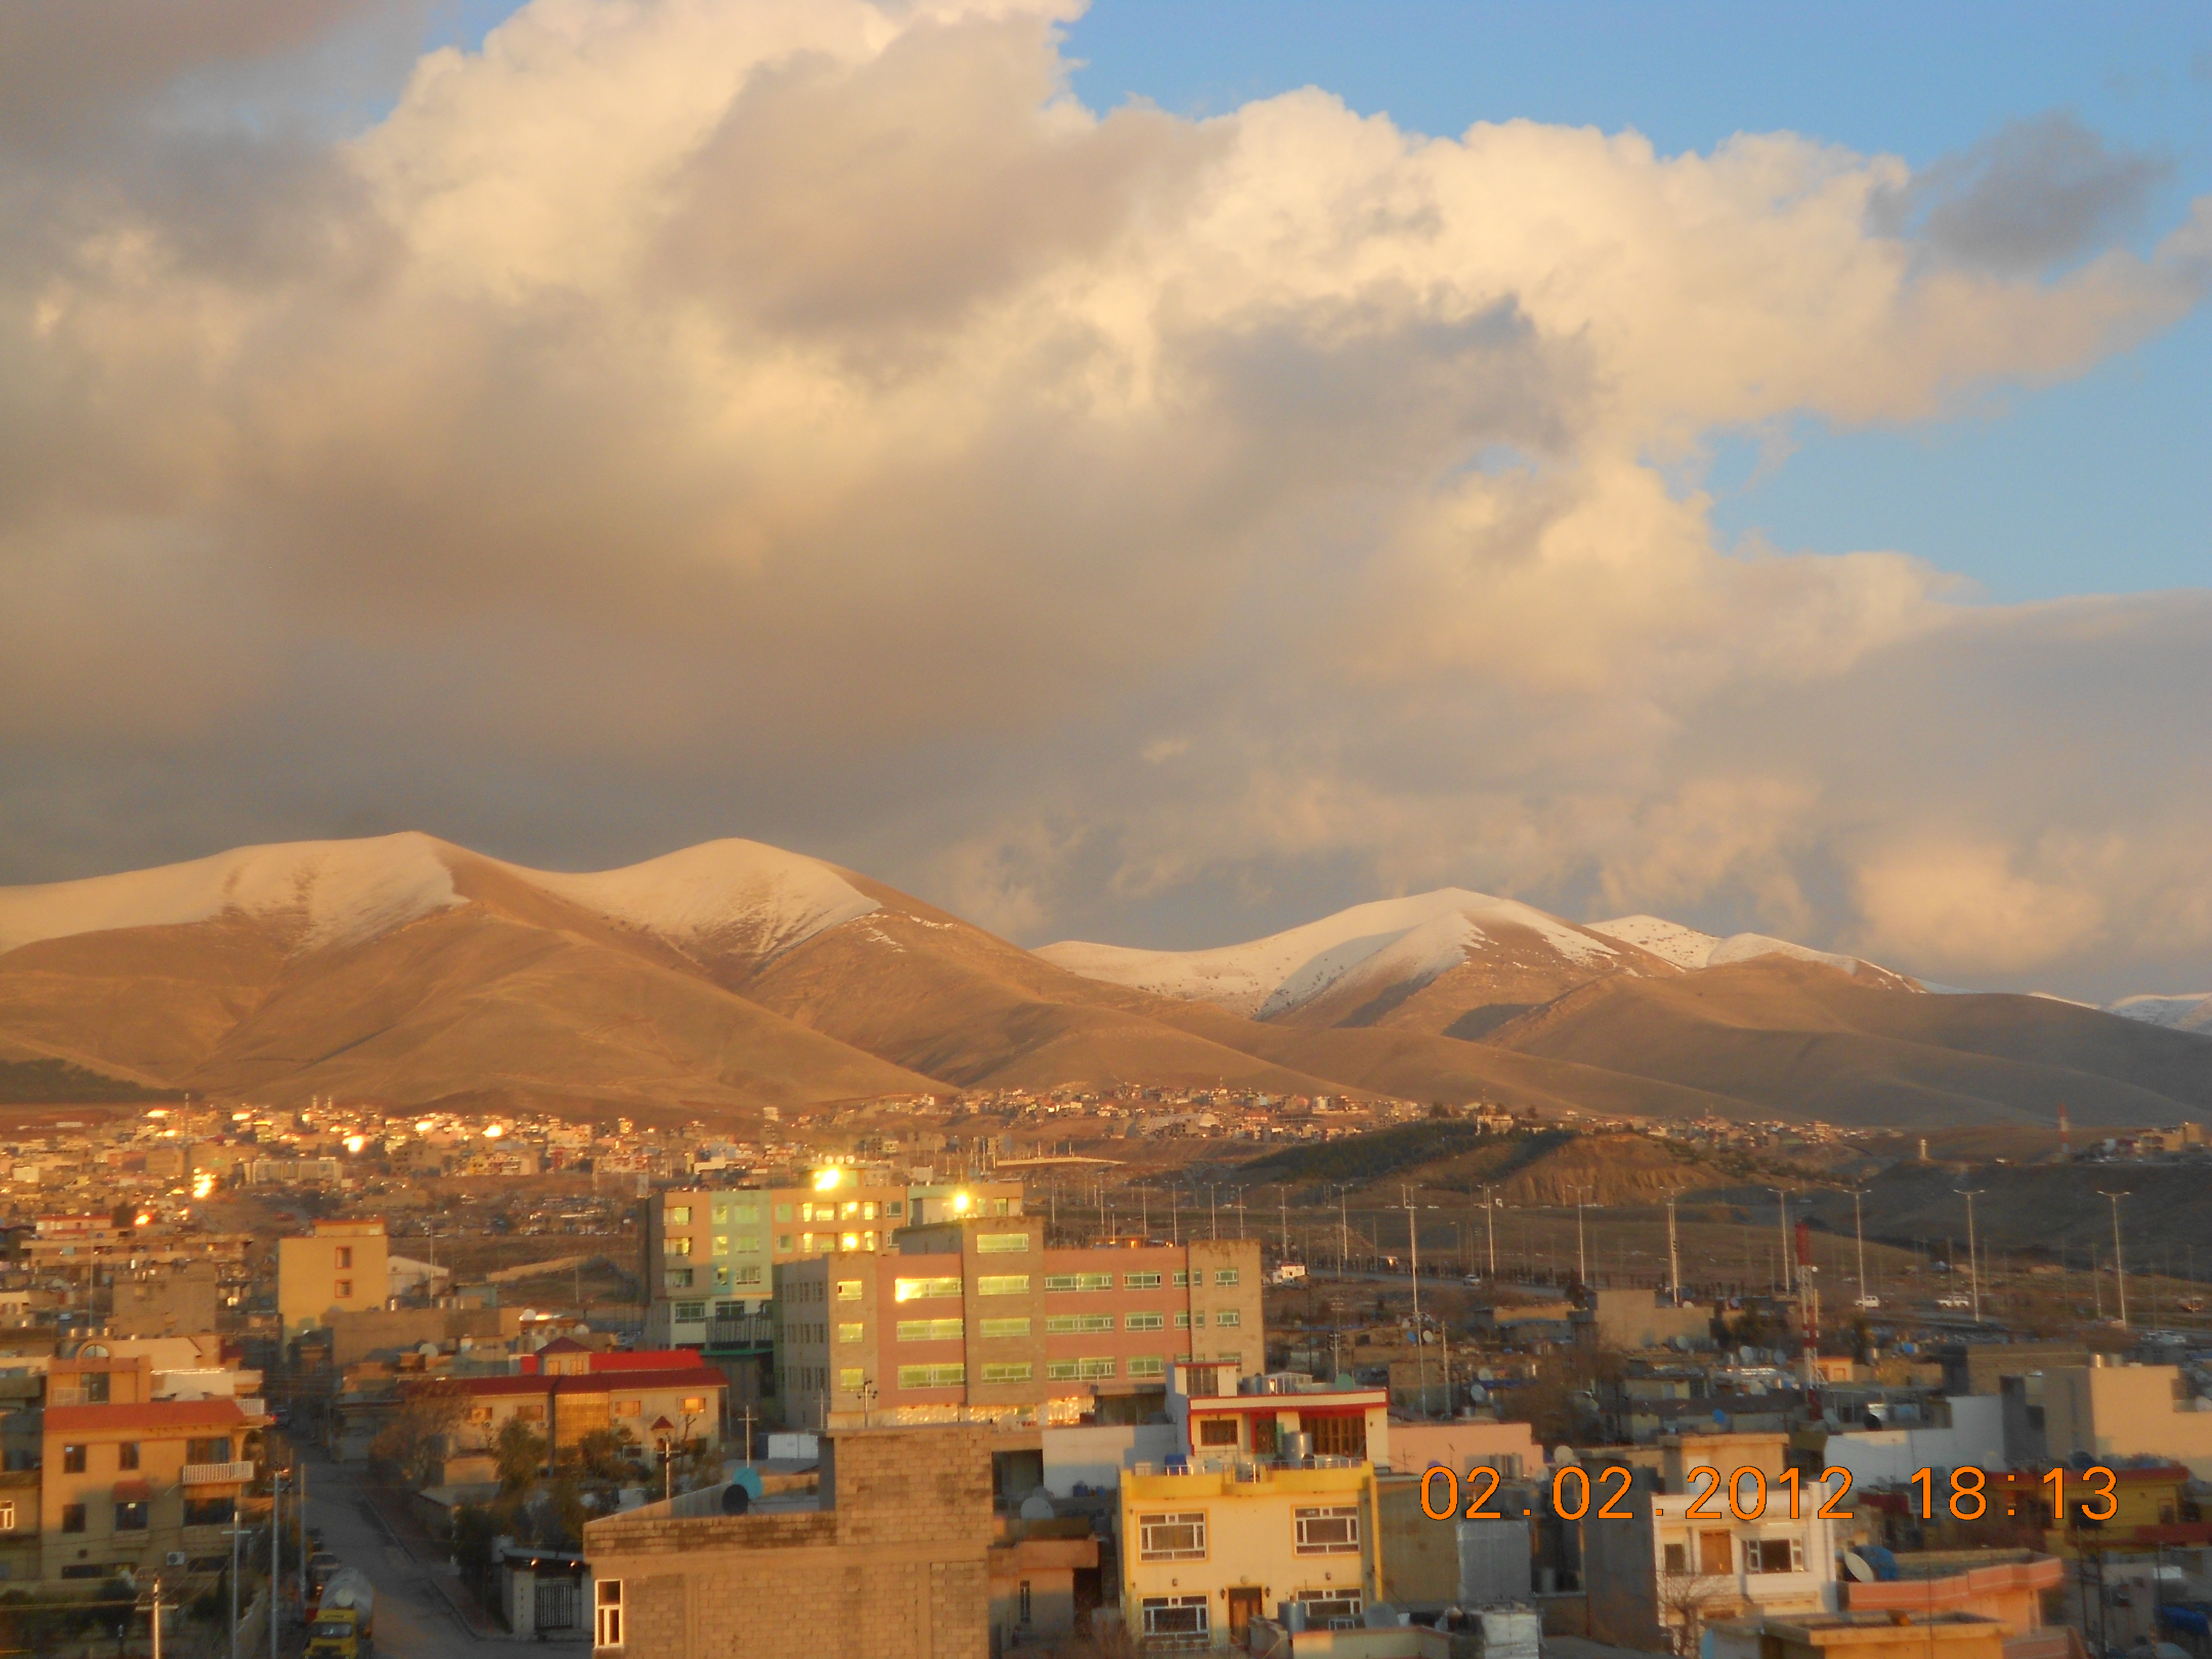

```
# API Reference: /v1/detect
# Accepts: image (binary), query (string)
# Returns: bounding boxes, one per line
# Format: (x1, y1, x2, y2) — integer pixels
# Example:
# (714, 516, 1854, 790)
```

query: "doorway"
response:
(1227, 1587, 1264, 1643)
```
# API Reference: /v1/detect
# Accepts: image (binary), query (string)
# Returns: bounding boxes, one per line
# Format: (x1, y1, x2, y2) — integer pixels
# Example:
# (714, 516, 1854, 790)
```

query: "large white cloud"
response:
(2, 0, 2208, 996)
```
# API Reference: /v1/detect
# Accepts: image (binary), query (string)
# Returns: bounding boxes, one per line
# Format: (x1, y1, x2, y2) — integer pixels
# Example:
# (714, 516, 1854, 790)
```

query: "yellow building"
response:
(276, 1218, 389, 1336)
(2039, 1363, 2212, 1479)
(40, 1398, 266, 1584)
(1121, 1460, 1378, 1648)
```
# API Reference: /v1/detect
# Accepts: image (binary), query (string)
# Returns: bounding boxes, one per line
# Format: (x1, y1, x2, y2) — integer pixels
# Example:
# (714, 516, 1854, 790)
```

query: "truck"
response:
(305, 1566, 375, 1659)
(1268, 1263, 1308, 1286)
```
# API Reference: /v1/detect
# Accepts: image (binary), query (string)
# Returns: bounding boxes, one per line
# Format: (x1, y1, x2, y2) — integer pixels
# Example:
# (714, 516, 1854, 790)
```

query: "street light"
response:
(1954, 1189, 1985, 1323)
(2098, 1191, 2130, 1327)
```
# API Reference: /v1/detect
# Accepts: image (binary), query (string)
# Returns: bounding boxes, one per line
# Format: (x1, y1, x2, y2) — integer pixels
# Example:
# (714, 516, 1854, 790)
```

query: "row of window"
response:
(465, 1397, 706, 1423)
(865, 1309, 1238, 1342)
(1139, 1590, 1360, 1639)
(56, 1496, 237, 1533)
(891, 1274, 1030, 1301)
(665, 1263, 766, 1291)
(60, 1438, 231, 1473)
(1136, 1507, 1358, 1562)
(1665, 1535, 1805, 1576)
(665, 1200, 905, 1227)
(1042, 1268, 1240, 1291)
(875, 1354, 1174, 1390)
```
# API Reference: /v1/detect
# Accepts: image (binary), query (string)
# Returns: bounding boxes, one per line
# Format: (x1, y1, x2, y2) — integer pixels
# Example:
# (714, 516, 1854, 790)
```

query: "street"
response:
(297, 1448, 494, 1659)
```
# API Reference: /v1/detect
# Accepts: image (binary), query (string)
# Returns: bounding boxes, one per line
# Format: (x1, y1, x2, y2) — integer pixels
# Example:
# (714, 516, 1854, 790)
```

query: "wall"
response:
(327, 1305, 516, 1368)
(1823, 1396, 2006, 1487)
(108, 1261, 220, 1338)
(276, 1223, 389, 1336)
(1388, 1420, 1542, 1482)
(2041, 1366, 2212, 1479)
(1041, 1422, 1177, 1496)
(582, 1424, 993, 1659)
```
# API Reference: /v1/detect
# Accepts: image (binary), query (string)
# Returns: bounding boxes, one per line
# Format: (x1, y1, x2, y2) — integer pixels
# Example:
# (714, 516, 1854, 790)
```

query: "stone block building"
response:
(584, 1423, 995, 1659)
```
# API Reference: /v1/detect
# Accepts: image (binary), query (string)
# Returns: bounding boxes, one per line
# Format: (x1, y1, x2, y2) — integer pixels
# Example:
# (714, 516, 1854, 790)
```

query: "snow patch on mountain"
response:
(0, 833, 464, 955)
(2105, 992, 2212, 1033)
(1040, 887, 1622, 1018)
(528, 839, 876, 959)
(1585, 915, 1719, 971)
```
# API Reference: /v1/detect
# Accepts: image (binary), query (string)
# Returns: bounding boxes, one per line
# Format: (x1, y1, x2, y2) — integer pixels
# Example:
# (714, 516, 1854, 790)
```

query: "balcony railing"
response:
(706, 1315, 774, 1349)
(180, 1461, 257, 1486)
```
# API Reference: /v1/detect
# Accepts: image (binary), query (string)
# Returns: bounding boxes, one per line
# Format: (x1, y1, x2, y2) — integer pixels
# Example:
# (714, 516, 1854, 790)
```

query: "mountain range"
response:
(1, 833, 2206, 1130)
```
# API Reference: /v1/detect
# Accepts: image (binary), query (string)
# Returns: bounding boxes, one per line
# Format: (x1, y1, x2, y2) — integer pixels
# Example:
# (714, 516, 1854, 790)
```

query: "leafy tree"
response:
(452, 1503, 502, 1589)
(494, 1416, 547, 1494)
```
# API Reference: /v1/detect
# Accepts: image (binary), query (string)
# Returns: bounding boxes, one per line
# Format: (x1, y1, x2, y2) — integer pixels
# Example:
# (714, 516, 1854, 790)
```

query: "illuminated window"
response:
(839, 1368, 864, 1392)
(981, 1317, 1031, 1338)
(976, 1275, 1030, 1296)
(1214, 1269, 1240, 1287)
(1138, 1513, 1207, 1561)
(595, 1580, 624, 1649)
(1216, 1309, 1241, 1327)
(1125, 1312, 1164, 1331)
(976, 1233, 1030, 1253)
(0, 1501, 12, 1529)
(836, 1280, 863, 1301)
(895, 1276, 962, 1302)
(897, 1364, 967, 1389)
(896, 1318, 963, 1342)
(1128, 1355, 1165, 1379)
(614, 1400, 640, 1417)
(838, 1323, 865, 1344)
(665, 1238, 693, 1256)
(733, 1203, 760, 1223)
(668, 1207, 691, 1226)
(1077, 1357, 1115, 1380)
(863, 1231, 876, 1250)
(801, 1232, 815, 1252)
(682, 1396, 707, 1414)
(1697, 1532, 1734, 1576)
(982, 1363, 1033, 1384)
(863, 1201, 878, 1221)
(1043, 1272, 1112, 1292)
(842, 1201, 860, 1220)
(841, 1232, 860, 1251)
(1124, 1271, 1162, 1289)
(1294, 1505, 1359, 1555)
(712, 1235, 728, 1255)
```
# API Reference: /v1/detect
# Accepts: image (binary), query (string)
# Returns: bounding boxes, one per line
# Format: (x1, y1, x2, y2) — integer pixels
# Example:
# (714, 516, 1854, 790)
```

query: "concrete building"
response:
(582, 1424, 995, 1659)
(1710, 1612, 2008, 1659)
(1173, 1365, 1391, 1466)
(276, 1218, 389, 1337)
(105, 1260, 221, 1338)
(1579, 1290, 1714, 1353)
(2036, 1362, 2212, 1479)
(39, 1397, 266, 1584)
(1583, 1461, 1844, 1651)
(774, 1219, 1261, 1431)
(1120, 1457, 1379, 1647)
(400, 1351, 727, 1470)
(644, 1172, 1025, 1347)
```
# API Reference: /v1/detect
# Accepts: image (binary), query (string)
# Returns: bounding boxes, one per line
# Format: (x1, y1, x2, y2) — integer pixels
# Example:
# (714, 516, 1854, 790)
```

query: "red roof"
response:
(46, 1399, 258, 1435)
(515, 1345, 707, 1375)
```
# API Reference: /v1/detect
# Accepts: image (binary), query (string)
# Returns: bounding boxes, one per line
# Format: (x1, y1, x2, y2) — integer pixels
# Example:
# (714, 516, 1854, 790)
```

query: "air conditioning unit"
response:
(165, 1552, 187, 1567)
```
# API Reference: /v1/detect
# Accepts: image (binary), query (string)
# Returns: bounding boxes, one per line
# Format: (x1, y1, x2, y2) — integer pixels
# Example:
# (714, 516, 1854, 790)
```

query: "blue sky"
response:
(1053, 1, 2212, 604)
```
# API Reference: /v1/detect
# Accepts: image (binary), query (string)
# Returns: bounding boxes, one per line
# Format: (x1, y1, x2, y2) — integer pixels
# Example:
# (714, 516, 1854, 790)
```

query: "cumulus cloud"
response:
(2, 0, 2210, 997)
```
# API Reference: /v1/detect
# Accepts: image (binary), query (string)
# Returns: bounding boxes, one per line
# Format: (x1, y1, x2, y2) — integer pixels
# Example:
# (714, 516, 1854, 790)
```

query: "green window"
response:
(982, 1362, 1033, 1384)
(976, 1233, 1030, 1253)
(1125, 1311, 1164, 1331)
(1125, 1271, 1163, 1289)
(981, 1317, 1031, 1338)
(897, 1364, 966, 1389)
(1128, 1355, 1166, 1379)
(894, 1276, 962, 1302)
(976, 1275, 1030, 1296)
(896, 1318, 964, 1342)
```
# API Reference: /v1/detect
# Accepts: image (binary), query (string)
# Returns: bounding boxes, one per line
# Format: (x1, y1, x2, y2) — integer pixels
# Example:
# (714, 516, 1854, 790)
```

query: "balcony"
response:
(180, 1461, 256, 1486)
(706, 1315, 774, 1350)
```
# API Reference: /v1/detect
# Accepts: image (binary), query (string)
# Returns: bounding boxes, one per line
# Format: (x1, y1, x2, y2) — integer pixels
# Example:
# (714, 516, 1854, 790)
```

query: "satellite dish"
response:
(719, 1483, 753, 1515)
(1019, 1491, 1056, 1521)
(1550, 1445, 1576, 1467)
(1844, 1552, 1876, 1583)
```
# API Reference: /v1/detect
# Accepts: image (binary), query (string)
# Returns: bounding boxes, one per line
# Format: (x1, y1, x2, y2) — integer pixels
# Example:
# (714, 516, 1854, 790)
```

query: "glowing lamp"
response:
(952, 1192, 970, 1214)
(812, 1168, 845, 1192)
(344, 1135, 367, 1154)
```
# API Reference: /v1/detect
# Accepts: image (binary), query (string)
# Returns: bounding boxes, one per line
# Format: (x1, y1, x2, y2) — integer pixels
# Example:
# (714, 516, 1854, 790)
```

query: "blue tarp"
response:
(2157, 1606, 2209, 1637)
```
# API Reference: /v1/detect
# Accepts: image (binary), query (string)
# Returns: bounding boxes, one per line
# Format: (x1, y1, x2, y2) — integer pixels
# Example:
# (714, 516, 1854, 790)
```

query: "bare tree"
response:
(1655, 1566, 1737, 1656)
(371, 1379, 469, 1487)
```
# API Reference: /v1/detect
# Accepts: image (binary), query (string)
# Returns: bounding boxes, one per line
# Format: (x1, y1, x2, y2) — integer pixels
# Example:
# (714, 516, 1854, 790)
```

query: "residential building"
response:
(1710, 1612, 2008, 1659)
(2035, 1362, 2212, 1479)
(643, 1173, 1024, 1347)
(1840, 1550, 2064, 1634)
(582, 1424, 995, 1659)
(39, 1397, 266, 1584)
(276, 1218, 390, 1337)
(1173, 1365, 1391, 1466)
(400, 1350, 726, 1471)
(105, 1260, 221, 1338)
(773, 1219, 1261, 1431)
(1578, 1290, 1714, 1353)
(1584, 1461, 1844, 1651)
(1120, 1456, 1378, 1648)
(988, 1513, 1101, 1650)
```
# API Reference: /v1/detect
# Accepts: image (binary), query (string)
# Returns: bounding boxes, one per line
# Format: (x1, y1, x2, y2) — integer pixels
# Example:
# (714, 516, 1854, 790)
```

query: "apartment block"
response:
(276, 1218, 389, 1337)
(643, 1172, 1024, 1347)
(2037, 1361, 2212, 1479)
(775, 1218, 1262, 1431)
(39, 1398, 266, 1583)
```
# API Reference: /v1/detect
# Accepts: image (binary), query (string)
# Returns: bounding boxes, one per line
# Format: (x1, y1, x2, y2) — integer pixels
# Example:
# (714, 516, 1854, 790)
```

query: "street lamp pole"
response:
(2099, 1192, 2130, 1327)
(1954, 1189, 1985, 1323)
(1852, 1190, 1868, 1306)
(1666, 1193, 1681, 1304)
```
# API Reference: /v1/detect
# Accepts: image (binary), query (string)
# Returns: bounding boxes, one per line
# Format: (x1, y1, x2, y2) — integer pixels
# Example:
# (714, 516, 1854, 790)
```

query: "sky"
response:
(2, 0, 2210, 1000)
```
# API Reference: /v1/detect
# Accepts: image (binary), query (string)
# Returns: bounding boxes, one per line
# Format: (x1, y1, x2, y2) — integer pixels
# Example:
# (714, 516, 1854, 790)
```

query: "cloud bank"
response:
(3, 0, 2209, 997)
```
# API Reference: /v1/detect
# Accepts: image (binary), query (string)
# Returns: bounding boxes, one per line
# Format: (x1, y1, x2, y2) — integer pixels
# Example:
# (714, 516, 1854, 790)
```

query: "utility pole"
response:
(151, 1576, 163, 1659)
(1339, 1189, 1349, 1277)
(1954, 1189, 1985, 1323)
(296, 1462, 307, 1607)
(1666, 1193, 1681, 1304)
(270, 1470, 284, 1659)
(1851, 1190, 1868, 1307)
(229, 1520, 241, 1659)
(1774, 1188, 1793, 1295)
(1208, 1184, 1218, 1241)
(1279, 1186, 1290, 1263)
(1573, 1188, 1589, 1287)
(1405, 1185, 1428, 1416)
(1484, 1185, 1498, 1281)
(2100, 1191, 2129, 1326)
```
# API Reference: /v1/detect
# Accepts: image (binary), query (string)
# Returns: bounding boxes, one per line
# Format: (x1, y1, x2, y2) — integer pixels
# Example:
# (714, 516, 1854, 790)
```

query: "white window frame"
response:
(1293, 1504, 1360, 1556)
(1745, 1536, 1805, 1575)
(594, 1579, 623, 1648)
(1141, 1595, 1210, 1637)
(1138, 1512, 1208, 1562)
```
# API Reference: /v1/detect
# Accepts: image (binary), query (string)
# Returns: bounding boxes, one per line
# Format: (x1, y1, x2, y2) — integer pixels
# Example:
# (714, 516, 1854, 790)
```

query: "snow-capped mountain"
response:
(0, 832, 878, 965)
(2105, 991, 2212, 1034)
(1587, 914, 1922, 990)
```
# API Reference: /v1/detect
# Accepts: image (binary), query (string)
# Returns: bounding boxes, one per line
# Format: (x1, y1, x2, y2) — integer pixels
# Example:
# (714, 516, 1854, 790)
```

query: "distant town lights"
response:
(483, 1123, 505, 1138)
(192, 1173, 216, 1200)
(344, 1135, 368, 1154)
(952, 1192, 971, 1213)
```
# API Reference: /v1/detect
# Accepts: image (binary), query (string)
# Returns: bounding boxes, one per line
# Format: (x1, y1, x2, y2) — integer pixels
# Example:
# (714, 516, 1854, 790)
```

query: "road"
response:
(297, 1448, 488, 1659)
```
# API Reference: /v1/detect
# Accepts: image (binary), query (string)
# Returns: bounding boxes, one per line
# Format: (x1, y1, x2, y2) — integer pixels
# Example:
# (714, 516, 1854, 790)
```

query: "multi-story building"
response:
(642, 1172, 1024, 1348)
(276, 1218, 389, 1337)
(774, 1217, 1262, 1431)
(401, 1349, 728, 1471)
(39, 1397, 266, 1584)
(1120, 1457, 1379, 1647)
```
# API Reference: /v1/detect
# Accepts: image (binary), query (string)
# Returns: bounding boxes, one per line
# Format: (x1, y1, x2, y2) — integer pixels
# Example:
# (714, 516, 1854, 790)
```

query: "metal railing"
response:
(180, 1460, 257, 1485)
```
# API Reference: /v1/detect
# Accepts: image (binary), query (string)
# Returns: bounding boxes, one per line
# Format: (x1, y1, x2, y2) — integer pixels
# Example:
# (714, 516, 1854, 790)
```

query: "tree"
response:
(570, 1427, 634, 1482)
(371, 1379, 469, 1487)
(494, 1416, 547, 1494)
(1656, 1563, 1737, 1656)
